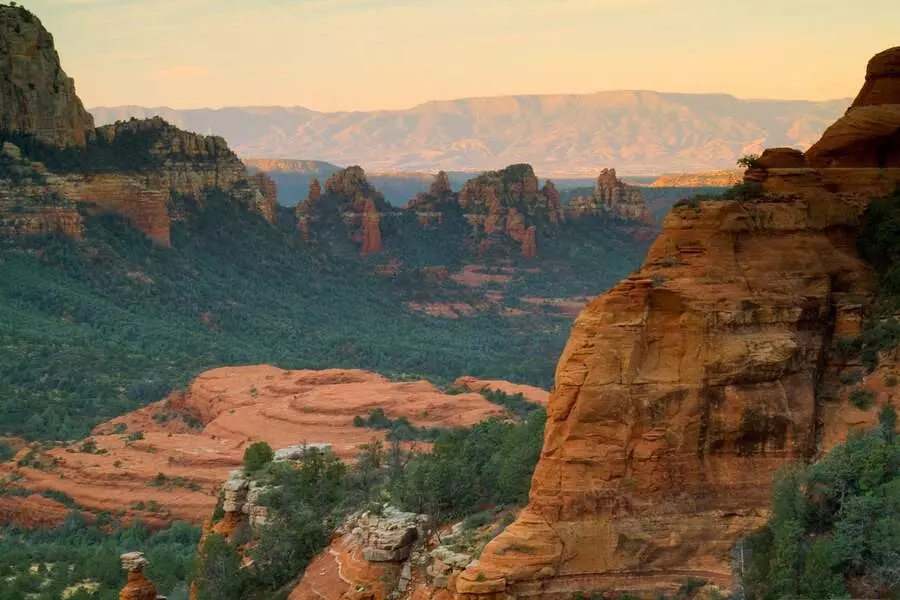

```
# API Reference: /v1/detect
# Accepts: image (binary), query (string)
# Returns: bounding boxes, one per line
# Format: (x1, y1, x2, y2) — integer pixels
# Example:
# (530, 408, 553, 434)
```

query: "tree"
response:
(736, 154, 762, 169)
(242, 441, 274, 473)
(193, 534, 244, 600)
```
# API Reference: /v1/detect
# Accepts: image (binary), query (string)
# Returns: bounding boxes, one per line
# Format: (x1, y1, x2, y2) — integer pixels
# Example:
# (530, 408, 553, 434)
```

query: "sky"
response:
(22, 0, 900, 111)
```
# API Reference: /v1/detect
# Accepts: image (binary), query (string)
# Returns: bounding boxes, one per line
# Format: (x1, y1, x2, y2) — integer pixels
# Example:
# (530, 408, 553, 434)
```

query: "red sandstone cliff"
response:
(451, 47, 900, 599)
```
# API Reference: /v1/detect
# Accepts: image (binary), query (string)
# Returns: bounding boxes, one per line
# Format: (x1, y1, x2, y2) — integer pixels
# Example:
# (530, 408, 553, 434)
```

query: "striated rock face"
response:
(806, 46, 900, 168)
(568, 168, 651, 222)
(650, 170, 744, 188)
(0, 493, 69, 529)
(249, 171, 278, 223)
(53, 173, 171, 244)
(0, 6, 94, 146)
(211, 468, 269, 538)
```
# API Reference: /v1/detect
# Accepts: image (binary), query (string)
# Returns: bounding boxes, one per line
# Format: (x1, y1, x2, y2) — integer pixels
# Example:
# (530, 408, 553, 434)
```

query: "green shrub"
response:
(849, 388, 875, 410)
(0, 442, 14, 463)
(742, 412, 900, 599)
(736, 154, 762, 169)
(243, 441, 274, 473)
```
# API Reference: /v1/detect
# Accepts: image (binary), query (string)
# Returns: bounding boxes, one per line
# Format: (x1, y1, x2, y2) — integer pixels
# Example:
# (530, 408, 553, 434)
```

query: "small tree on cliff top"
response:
(737, 154, 762, 169)
(243, 441, 274, 473)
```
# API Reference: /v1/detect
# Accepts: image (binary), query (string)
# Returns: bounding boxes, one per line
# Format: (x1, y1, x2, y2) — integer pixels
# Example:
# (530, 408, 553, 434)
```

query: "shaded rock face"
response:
(806, 46, 900, 168)
(0, 6, 94, 146)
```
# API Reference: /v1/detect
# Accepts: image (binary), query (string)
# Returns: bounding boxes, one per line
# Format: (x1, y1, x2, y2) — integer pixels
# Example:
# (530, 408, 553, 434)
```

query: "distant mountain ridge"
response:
(90, 92, 851, 175)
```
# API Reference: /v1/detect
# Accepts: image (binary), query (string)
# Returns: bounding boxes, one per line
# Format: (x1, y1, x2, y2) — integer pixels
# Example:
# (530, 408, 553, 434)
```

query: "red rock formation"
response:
(806, 46, 900, 168)
(430, 171, 452, 197)
(0, 6, 94, 146)
(452, 48, 900, 599)
(521, 226, 536, 259)
(0, 205, 83, 239)
(569, 168, 651, 223)
(119, 553, 160, 600)
(0, 493, 68, 528)
(56, 174, 171, 245)
(850, 45, 900, 108)
(452, 377, 549, 406)
(0, 367, 509, 524)
(756, 147, 807, 169)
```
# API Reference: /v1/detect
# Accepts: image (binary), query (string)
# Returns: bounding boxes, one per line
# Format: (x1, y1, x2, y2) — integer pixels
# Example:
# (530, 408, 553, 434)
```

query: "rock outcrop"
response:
(296, 166, 386, 253)
(452, 47, 900, 599)
(289, 507, 517, 600)
(806, 46, 900, 168)
(0, 5, 94, 146)
(119, 552, 164, 600)
(567, 168, 652, 222)
(456, 164, 560, 257)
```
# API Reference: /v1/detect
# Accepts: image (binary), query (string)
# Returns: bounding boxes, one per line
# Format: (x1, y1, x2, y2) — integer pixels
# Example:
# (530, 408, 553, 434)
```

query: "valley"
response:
(2, 3, 900, 600)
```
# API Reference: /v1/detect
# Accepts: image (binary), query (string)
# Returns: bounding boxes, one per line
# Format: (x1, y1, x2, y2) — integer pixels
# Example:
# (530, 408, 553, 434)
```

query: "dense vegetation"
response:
(194, 398, 545, 599)
(742, 408, 899, 600)
(0, 184, 644, 440)
(0, 124, 197, 174)
(0, 516, 200, 600)
(838, 189, 900, 371)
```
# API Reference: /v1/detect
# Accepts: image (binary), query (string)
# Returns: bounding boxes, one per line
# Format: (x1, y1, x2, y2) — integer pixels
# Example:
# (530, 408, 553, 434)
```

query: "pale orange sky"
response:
(24, 0, 900, 111)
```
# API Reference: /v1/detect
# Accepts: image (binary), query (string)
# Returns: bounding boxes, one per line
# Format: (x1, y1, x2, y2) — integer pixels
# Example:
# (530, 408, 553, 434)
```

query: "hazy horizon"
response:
(88, 88, 855, 113)
(22, 0, 900, 112)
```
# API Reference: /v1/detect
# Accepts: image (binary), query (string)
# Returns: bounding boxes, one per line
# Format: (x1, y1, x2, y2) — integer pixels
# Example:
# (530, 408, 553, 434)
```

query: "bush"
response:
(849, 388, 875, 410)
(736, 154, 762, 169)
(742, 413, 900, 599)
(243, 441, 274, 473)
(0, 442, 14, 463)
